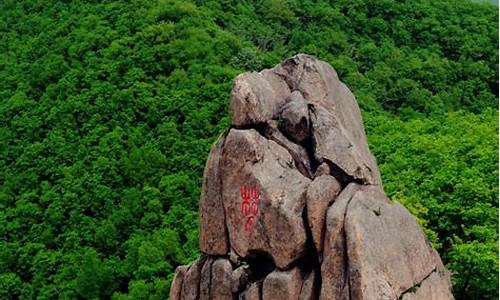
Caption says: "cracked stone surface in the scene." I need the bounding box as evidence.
[169,54,454,300]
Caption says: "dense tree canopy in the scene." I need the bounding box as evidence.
[0,0,497,299]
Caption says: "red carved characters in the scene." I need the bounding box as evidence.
[240,186,260,232]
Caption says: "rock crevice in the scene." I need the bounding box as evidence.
[170,54,454,300]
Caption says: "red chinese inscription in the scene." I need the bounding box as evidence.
[240,186,260,232]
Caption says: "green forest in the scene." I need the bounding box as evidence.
[0,0,498,299]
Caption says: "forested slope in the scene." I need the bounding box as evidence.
[0,0,497,299]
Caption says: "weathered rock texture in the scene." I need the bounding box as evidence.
[170,54,454,300]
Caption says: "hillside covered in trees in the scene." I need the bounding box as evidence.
[0,0,498,299]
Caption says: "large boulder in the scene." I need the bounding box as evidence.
[230,71,290,127]
[220,128,310,269]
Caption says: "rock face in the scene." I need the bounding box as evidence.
[170,54,454,300]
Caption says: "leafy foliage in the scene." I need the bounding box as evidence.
[0,0,497,299]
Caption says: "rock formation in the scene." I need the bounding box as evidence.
[170,54,454,300]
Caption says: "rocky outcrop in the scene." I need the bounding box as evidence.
[170,54,454,300]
